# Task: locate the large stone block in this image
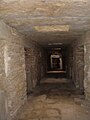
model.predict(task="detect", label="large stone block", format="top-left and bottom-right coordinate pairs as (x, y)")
top-left (0, 20), bottom-right (27, 119)
top-left (0, 91), bottom-right (8, 120)
top-left (25, 45), bottom-right (47, 94)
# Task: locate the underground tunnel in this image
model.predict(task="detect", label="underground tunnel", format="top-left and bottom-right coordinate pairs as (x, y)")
top-left (0, 0), bottom-right (90, 120)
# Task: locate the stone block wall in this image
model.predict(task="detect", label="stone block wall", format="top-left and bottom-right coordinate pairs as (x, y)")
top-left (0, 40), bottom-right (5, 91)
top-left (25, 44), bottom-right (47, 94)
top-left (71, 42), bottom-right (84, 92)
top-left (4, 40), bottom-right (27, 118)
top-left (84, 43), bottom-right (90, 101)
top-left (67, 31), bottom-right (90, 101)
top-left (0, 91), bottom-right (8, 120)
top-left (82, 32), bottom-right (90, 102)
top-left (0, 21), bottom-right (27, 119)
top-left (67, 41), bottom-right (84, 93)
top-left (66, 45), bottom-right (73, 79)
top-left (1, 19), bottom-right (90, 118)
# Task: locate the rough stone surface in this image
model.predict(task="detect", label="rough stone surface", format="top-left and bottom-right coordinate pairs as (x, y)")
top-left (5, 40), bottom-right (27, 119)
top-left (0, 2), bottom-right (90, 118)
top-left (0, 0), bottom-right (90, 46)
top-left (0, 40), bottom-right (5, 90)
top-left (13, 77), bottom-right (90, 120)
top-left (72, 44), bottom-right (84, 91)
top-left (0, 91), bottom-right (8, 120)
top-left (0, 20), bottom-right (27, 120)
top-left (67, 31), bottom-right (90, 102)
top-left (25, 46), bottom-right (47, 94)
top-left (66, 43), bottom-right (84, 93)
top-left (84, 44), bottom-right (90, 102)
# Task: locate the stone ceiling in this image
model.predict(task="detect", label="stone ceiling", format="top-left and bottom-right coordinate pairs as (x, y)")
top-left (0, 0), bottom-right (90, 46)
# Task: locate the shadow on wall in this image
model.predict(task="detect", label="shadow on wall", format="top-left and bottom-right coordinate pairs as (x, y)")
top-left (24, 46), bottom-right (47, 94)
top-left (67, 44), bottom-right (84, 94)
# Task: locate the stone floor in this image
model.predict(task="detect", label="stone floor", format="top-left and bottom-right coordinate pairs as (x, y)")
top-left (14, 77), bottom-right (90, 120)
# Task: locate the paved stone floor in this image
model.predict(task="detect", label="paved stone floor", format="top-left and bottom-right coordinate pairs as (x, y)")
top-left (14, 77), bottom-right (90, 120)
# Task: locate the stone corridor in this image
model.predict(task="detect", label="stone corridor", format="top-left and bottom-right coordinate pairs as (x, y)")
top-left (13, 77), bottom-right (90, 120)
top-left (0, 1), bottom-right (90, 120)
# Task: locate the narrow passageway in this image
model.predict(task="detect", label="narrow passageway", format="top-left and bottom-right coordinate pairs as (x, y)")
top-left (0, 1), bottom-right (90, 120)
top-left (14, 75), bottom-right (90, 120)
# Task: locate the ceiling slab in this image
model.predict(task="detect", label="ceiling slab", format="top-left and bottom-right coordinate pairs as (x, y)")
top-left (0, 0), bottom-right (90, 46)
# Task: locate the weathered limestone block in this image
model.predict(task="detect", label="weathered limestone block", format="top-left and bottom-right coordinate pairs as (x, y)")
top-left (0, 20), bottom-right (27, 119)
top-left (4, 42), bottom-right (27, 118)
top-left (0, 41), bottom-right (5, 90)
top-left (72, 31), bottom-right (90, 101)
top-left (0, 91), bottom-right (8, 120)
top-left (84, 44), bottom-right (90, 101)
top-left (69, 42), bottom-right (84, 92)
top-left (25, 45), bottom-right (47, 94)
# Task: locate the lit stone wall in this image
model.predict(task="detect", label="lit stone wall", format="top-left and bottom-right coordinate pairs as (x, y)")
top-left (0, 21), bottom-right (27, 119)
top-left (4, 38), bottom-right (27, 118)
